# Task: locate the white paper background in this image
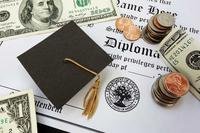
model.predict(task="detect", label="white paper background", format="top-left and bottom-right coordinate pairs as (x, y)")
top-left (0, 0), bottom-right (200, 132)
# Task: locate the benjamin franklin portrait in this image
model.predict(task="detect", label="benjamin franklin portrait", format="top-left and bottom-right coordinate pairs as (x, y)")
top-left (20, 0), bottom-right (62, 31)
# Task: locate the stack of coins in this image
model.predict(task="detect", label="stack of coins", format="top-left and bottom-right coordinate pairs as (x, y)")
top-left (151, 72), bottom-right (189, 107)
top-left (115, 17), bottom-right (141, 41)
top-left (142, 13), bottom-right (175, 44)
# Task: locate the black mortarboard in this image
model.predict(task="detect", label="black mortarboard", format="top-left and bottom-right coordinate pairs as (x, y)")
top-left (18, 21), bottom-right (113, 109)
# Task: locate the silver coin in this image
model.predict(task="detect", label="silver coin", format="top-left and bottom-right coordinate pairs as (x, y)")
top-left (153, 14), bottom-right (169, 30)
top-left (151, 81), bottom-right (175, 107)
top-left (142, 27), bottom-right (158, 44)
top-left (159, 76), bottom-right (175, 98)
top-left (148, 16), bottom-right (168, 33)
top-left (147, 24), bottom-right (168, 37)
top-left (154, 88), bottom-right (177, 105)
top-left (155, 77), bottom-right (178, 103)
top-left (142, 27), bottom-right (151, 42)
top-left (151, 77), bottom-right (177, 107)
top-left (157, 13), bottom-right (175, 28)
top-left (146, 30), bottom-right (163, 43)
top-left (156, 84), bottom-right (179, 103)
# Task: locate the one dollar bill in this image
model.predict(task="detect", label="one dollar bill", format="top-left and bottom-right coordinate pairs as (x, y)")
top-left (159, 28), bottom-right (200, 100)
top-left (0, 90), bottom-right (37, 133)
top-left (0, 0), bottom-right (120, 41)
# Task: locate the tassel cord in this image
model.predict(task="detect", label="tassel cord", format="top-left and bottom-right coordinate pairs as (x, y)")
top-left (64, 58), bottom-right (101, 119)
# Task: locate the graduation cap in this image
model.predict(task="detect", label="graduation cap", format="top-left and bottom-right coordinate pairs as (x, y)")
top-left (18, 21), bottom-right (113, 119)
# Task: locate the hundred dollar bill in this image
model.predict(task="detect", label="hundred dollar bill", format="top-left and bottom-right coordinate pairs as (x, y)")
top-left (0, 90), bottom-right (37, 133)
top-left (0, 0), bottom-right (120, 41)
top-left (159, 28), bottom-right (200, 100)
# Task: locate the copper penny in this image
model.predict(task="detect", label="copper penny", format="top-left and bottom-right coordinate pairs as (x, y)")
top-left (115, 17), bottom-right (133, 32)
top-left (164, 72), bottom-right (189, 97)
top-left (123, 25), bottom-right (141, 41)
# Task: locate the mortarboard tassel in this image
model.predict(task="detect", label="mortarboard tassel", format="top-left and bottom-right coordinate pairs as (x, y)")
top-left (64, 58), bottom-right (100, 119)
top-left (82, 75), bottom-right (100, 119)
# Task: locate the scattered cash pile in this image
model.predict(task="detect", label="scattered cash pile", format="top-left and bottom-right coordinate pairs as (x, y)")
top-left (152, 72), bottom-right (189, 107)
top-left (115, 17), bottom-right (141, 41)
top-left (142, 13), bottom-right (175, 44)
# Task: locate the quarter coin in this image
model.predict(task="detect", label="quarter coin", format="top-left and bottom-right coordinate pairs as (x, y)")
top-left (157, 13), bottom-right (175, 28)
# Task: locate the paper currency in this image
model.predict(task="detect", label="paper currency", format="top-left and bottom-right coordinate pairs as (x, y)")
top-left (0, 90), bottom-right (37, 133)
top-left (159, 28), bottom-right (200, 100)
top-left (0, 0), bottom-right (120, 41)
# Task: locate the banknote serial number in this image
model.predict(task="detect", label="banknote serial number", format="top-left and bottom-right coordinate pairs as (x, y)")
top-left (168, 37), bottom-right (193, 65)
top-left (91, 8), bottom-right (110, 15)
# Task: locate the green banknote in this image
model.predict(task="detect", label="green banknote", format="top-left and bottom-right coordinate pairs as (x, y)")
top-left (0, 90), bottom-right (37, 133)
top-left (0, 0), bottom-right (120, 40)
